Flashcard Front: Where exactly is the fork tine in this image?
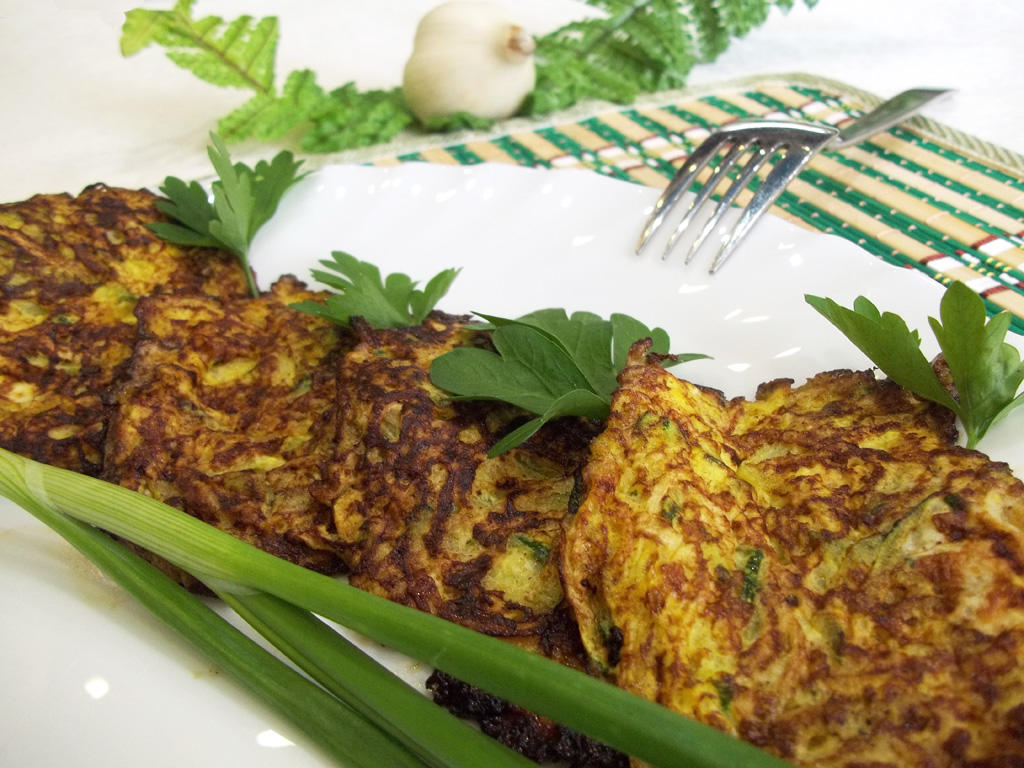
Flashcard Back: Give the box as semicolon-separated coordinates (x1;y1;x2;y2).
679;140;777;263
635;135;729;254
708;141;822;273
662;141;747;258
638;119;838;270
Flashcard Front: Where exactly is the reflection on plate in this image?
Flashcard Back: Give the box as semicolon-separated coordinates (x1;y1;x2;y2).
2;162;1021;767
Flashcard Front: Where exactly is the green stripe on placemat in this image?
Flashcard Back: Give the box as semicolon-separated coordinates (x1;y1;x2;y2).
370;76;1024;332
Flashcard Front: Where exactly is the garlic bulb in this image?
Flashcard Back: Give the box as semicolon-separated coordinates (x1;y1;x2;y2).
402;1;536;123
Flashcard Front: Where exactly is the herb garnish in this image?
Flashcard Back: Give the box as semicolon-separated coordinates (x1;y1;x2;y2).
121;0;815;152
149;133;307;297
430;308;707;456
291;251;460;329
806;281;1024;448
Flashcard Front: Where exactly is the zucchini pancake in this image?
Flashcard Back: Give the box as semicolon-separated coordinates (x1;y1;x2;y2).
562;342;1024;766
321;313;599;663
103;275;350;578
0;186;247;475
316;313;624;765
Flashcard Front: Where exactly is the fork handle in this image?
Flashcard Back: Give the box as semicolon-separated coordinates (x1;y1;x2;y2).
831;87;952;148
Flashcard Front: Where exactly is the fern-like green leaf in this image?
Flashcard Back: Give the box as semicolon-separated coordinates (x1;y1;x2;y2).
529;0;815;116
218;69;328;141
686;0;733;60
714;0;774;37
301;85;415;153
420;112;496;132
120;0;182;55
121;0;278;93
530;1;701;115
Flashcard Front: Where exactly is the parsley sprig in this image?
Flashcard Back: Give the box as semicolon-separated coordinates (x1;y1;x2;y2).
430;309;708;456
806;282;1024;448
150;133;308;297
291;251;460;328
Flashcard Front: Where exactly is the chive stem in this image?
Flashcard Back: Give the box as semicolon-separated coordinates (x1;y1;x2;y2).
2;473;427;768
0;448;793;768
221;590;534;768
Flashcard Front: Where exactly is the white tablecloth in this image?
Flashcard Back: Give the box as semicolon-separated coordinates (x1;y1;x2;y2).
3;0;1022;203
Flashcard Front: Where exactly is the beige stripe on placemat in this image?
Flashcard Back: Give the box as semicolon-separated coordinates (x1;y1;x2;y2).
973;242;1024;271
552;122;663;180
505;130;570;166
928;267;1024;318
789;177;1024;316
808;154;989;245
636;106;703;138
754;84;829;110
623;164;673;187
600;111;656;143
464;141;517;164
840;146;1024;236
868;134;1024;208
992;288;1024;317
682;100;744;128
721;92;779;117
557;122;615;153
417;147;460;165
785;177;946;260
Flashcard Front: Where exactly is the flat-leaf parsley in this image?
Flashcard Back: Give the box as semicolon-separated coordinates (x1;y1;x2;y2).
806;282;1024;448
430;308;707;456
150;133;308;297
291;251;460;329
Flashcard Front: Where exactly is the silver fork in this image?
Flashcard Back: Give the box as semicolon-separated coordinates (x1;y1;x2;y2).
636;87;951;273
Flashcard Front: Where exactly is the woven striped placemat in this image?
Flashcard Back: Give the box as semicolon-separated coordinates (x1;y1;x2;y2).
370;75;1024;333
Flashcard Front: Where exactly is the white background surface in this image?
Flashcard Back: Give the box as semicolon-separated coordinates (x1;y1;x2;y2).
2;0;1022;202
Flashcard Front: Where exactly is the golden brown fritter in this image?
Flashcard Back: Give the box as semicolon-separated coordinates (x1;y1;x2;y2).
103;276;350;578
321;313;598;663
321;313;620;763
0;185;248;474
562;344;1024;767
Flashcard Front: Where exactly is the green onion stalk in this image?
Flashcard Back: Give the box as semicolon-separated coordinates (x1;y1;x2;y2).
220;590;533;768
1;476;426;768
0;447;793;768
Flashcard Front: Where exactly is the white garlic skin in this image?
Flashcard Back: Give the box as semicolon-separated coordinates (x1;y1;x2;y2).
402;1;537;123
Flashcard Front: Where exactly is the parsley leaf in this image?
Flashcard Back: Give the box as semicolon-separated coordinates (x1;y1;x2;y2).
928;283;1024;444
290;251;460;329
806;282;1024;448
149;134;308;297
803;294;956;409
430;309;708;456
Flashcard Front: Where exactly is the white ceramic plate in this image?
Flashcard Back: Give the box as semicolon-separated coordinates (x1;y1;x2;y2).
1;162;1021;767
